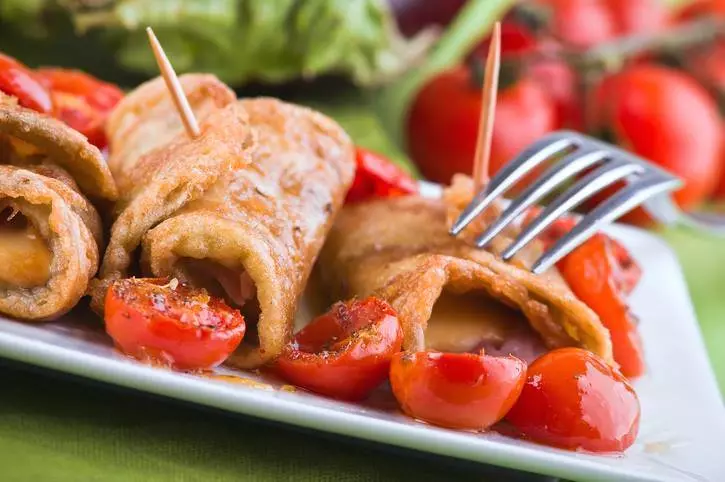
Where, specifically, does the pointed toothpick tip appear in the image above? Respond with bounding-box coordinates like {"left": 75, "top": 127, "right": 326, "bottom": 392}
{"left": 472, "top": 21, "right": 501, "bottom": 193}
{"left": 146, "top": 26, "right": 200, "bottom": 139}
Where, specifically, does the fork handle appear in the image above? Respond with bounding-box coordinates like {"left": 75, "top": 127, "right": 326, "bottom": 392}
{"left": 644, "top": 195, "right": 725, "bottom": 236}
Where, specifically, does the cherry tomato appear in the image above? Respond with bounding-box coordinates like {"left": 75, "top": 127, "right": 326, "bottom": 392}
{"left": 105, "top": 278, "right": 246, "bottom": 371}
{"left": 0, "top": 53, "right": 52, "bottom": 113}
{"left": 589, "top": 65, "right": 723, "bottom": 224}
{"left": 36, "top": 69, "right": 123, "bottom": 149}
{"left": 345, "top": 147, "right": 418, "bottom": 204}
{"left": 471, "top": 19, "right": 540, "bottom": 59}
{"left": 277, "top": 297, "right": 403, "bottom": 401}
{"left": 524, "top": 210, "right": 642, "bottom": 295}
{"left": 390, "top": 351, "right": 526, "bottom": 431}
{"left": 558, "top": 235, "right": 644, "bottom": 378}
{"left": 535, "top": 0, "right": 669, "bottom": 49}
{"left": 506, "top": 348, "right": 640, "bottom": 453}
{"left": 407, "top": 65, "right": 557, "bottom": 187}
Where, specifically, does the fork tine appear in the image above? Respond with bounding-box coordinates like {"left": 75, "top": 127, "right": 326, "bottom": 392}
{"left": 474, "top": 148, "right": 610, "bottom": 248}
{"left": 501, "top": 158, "right": 644, "bottom": 261}
{"left": 531, "top": 171, "right": 682, "bottom": 274}
{"left": 450, "top": 132, "right": 575, "bottom": 235}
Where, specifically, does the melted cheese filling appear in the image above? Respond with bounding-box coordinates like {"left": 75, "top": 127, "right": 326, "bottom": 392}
{"left": 425, "top": 291, "right": 546, "bottom": 362}
{"left": 0, "top": 218, "right": 51, "bottom": 288}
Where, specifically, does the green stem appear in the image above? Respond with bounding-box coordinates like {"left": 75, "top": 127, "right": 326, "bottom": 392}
{"left": 370, "top": 0, "right": 516, "bottom": 151}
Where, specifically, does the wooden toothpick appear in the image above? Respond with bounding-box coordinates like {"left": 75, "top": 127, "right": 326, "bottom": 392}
{"left": 146, "top": 26, "right": 200, "bottom": 139}
{"left": 472, "top": 21, "right": 501, "bottom": 192}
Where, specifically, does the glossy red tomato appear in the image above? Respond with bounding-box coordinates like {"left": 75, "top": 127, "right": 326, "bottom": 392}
{"left": 390, "top": 351, "right": 526, "bottom": 431}
{"left": 277, "top": 297, "right": 402, "bottom": 401}
{"left": 506, "top": 348, "right": 640, "bottom": 453}
{"left": 407, "top": 65, "right": 557, "bottom": 187}
{"left": 36, "top": 69, "right": 124, "bottom": 149}
{"left": 0, "top": 53, "right": 53, "bottom": 113}
{"left": 105, "top": 278, "right": 246, "bottom": 371}
{"left": 345, "top": 147, "right": 418, "bottom": 204}
{"left": 589, "top": 64, "right": 723, "bottom": 224}
{"left": 535, "top": 0, "right": 669, "bottom": 49}
{"left": 558, "top": 235, "right": 645, "bottom": 378}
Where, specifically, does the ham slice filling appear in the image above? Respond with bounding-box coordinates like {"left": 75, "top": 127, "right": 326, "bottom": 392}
{"left": 178, "top": 258, "right": 260, "bottom": 322}
{"left": 425, "top": 290, "right": 547, "bottom": 363}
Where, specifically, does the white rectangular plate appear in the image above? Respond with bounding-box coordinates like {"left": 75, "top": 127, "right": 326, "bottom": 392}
{"left": 0, "top": 224, "right": 723, "bottom": 481}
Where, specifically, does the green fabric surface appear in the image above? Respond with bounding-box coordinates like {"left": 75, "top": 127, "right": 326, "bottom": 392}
{"left": 1, "top": 364, "right": 520, "bottom": 482}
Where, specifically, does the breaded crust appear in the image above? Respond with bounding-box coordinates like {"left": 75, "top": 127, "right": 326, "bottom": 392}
{"left": 90, "top": 102, "right": 255, "bottom": 312}
{"left": 0, "top": 95, "right": 117, "bottom": 202}
{"left": 0, "top": 166, "right": 99, "bottom": 320}
{"left": 319, "top": 196, "right": 614, "bottom": 365}
{"left": 143, "top": 98, "right": 355, "bottom": 368}
{"left": 105, "top": 74, "right": 236, "bottom": 194}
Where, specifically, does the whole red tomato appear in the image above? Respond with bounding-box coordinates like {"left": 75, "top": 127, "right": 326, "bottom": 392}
{"left": 407, "top": 65, "right": 557, "bottom": 187}
{"left": 506, "top": 348, "right": 641, "bottom": 453}
{"left": 534, "top": 0, "right": 670, "bottom": 49}
{"left": 589, "top": 64, "right": 723, "bottom": 224}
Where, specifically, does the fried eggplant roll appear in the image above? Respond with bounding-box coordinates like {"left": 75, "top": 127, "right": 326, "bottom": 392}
{"left": 0, "top": 95, "right": 116, "bottom": 320}
{"left": 318, "top": 192, "right": 614, "bottom": 365}
{"left": 94, "top": 75, "right": 355, "bottom": 368}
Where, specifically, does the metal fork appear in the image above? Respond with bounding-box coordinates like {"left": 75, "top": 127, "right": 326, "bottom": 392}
{"left": 449, "top": 130, "right": 725, "bottom": 275}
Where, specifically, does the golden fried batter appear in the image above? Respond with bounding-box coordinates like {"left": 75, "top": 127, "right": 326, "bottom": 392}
{"left": 143, "top": 98, "right": 355, "bottom": 368}
{"left": 319, "top": 195, "right": 614, "bottom": 365}
{"left": 0, "top": 96, "right": 113, "bottom": 320}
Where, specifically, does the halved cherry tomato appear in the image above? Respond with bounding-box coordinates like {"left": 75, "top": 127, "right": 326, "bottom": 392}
{"left": 277, "top": 297, "right": 403, "bottom": 401}
{"left": 389, "top": 351, "right": 526, "bottom": 431}
{"left": 345, "top": 147, "right": 418, "bottom": 204}
{"left": 0, "top": 53, "right": 52, "bottom": 114}
{"left": 523, "top": 209, "right": 642, "bottom": 295}
{"left": 36, "top": 68, "right": 123, "bottom": 149}
{"left": 35, "top": 68, "right": 123, "bottom": 112}
{"left": 557, "top": 235, "right": 644, "bottom": 378}
{"left": 506, "top": 348, "right": 640, "bottom": 453}
{"left": 105, "top": 278, "right": 246, "bottom": 371}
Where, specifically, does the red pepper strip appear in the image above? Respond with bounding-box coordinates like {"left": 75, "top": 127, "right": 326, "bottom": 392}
{"left": 277, "top": 297, "right": 403, "bottom": 401}
{"left": 35, "top": 68, "right": 123, "bottom": 149}
{"left": 557, "top": 235, "right": 645, "bottom": 378}
{"left": 0, "top": 53, "right": 53, "bottom": 113}
{"left": 345, "top": 147, "right": 418, "bottom": 204}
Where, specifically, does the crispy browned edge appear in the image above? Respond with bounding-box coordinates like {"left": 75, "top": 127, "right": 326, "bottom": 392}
{"left": 0, "top": 99, "right": 117, "bottom": 202}
{"left": 0, "top": 166, "right": 100, "bottom": 319}
{"left": 89, "top": 102, "right": 256, "bottom": 313}
{"left": 319, "top": 196, "right": 615, "bottom": 365}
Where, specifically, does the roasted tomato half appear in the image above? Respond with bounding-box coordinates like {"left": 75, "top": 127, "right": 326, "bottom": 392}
{"left": 506, "top": 348, "right": 640, "bottom": 453}
{"left": 277, "top": 297, "right": 403, "bottom": 401}
{"left": 0, "top": 53, "right": 53, "bottom": 113}
{"left": 390, "top": 351, "right": 526, "bottom": 431}
{"left": 346, "top": 147, "right": 418, "bottom": 204}
{"left": 105, "top": 278, "right": 246, "bottom": 371}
